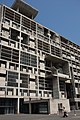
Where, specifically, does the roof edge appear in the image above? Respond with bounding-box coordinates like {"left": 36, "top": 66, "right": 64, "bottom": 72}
{"left": 11, "top": 0, "right": 38, "bottom": 19}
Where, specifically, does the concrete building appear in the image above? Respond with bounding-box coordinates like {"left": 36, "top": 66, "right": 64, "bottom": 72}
{"left": 0, "top": 0, "right": 80, "bottom": 114}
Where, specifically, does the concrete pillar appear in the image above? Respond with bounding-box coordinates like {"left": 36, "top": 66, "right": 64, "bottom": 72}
{"left": 17, "top": 98, "right": 20, "bottom": 114}
{"left": 75, "top": 102, "right": 78, "bottom": 110}
{"left": 53, "top": 77, "right": 59, "bottom": 99}
{"left": 29, "top": 98, "right": 31, "bottom": 114}
{"left": 7, "top": 61, "right": 9, "bottom": 69}
{"left": 48, "top": 100, "right": 50, "bottom": 114}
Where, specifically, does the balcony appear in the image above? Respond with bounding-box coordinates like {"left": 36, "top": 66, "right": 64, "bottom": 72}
{"left": 62, "top": 54, "right": 66, "bottom": 58}
{"left": 30, "top": 93, "right": 36, "bottom": 97}
{"left": 73, "top": 72, "right": 77, "bottom": 76}
{"left": 73, "top": 65, "right": 76, "bottom": 68}
{"left": 0, "top": 68, "right": 6, "bottom": 74}
{"left": 0, "top": 80, "right": 6, "bottom": 86}
{"left": 12, "top": 22, "right": 20, "bottom": 30}
{"left": 40, "top": 63, "right": 45, "bottom": 70}
{"left": 30, "top": 81, "right": 35, "bottom": 90}
{"left": 30, "top": 73, "right": 35, "bottom": 79}
{"left": 40, "top": 54, "right": 45, "bottom": 61}
{"left": 2, "top": 30, "right": 9, "bottom": 38}
{"left": 78, "top": 73, "right": 80, "bottom": 76}
{"left": 0, "top": 91, "right": 5, "bottom": 96}
{"left": 8, "top": 91, "right": 12, "bottom": 96}
{"left": 74, "top": 98, "right": 80, "bottom": 102}
{"left": 24, "top": 93, "right": 27, "bottom": 96}
{"left": 59, "top": 91, "right": 67, "bottom": 99}
{"left": 75, "top": 88, "right": 79, "bottom": 94}
{"left": 58, "top": 73, "right": 69, "bottom": 79}
{"left": 40, "top": 72, "right": 45, "bottom": 77}
{"left": 71, "top": 56, "right": 75, "bottom": 61}
{"left": 30, "top": 35, "right": 34, "bottom": 40}
{"left": 3, "top": 23, "right": 9, "bottom": 30}
{"left": 29, "top": 41, "right": 35, "bottom": 48}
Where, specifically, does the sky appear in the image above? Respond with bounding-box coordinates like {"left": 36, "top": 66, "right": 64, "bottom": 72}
{"left": 0, "top": 0, "right": 80, "bottom": 45}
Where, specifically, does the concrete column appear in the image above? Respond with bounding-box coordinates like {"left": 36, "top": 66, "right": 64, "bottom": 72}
{"left": 17, "top": 98, "right": 20, "bottom": 114}
{"left": 75, "top": 102, "right": 78, "bottom": 110}
{"left": 29, "top": 98, "right": 31, "bottom": 114}
{"left": 53, "top": 77, "right": 59, "bottom": 99}
{"left": 48, "top": 100, "right": 50, "bottom": 114}
{"left": 7, "top": 61, "right": 9, "bottom": 69}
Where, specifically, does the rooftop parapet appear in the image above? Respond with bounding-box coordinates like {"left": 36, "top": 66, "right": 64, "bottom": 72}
{"left": 11, "top": 0, "right": 38, "bottom": 19}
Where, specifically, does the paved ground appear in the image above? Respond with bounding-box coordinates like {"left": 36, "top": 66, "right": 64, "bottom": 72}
{"left": 0, "top": 111, "right": 80, "bottom": 120}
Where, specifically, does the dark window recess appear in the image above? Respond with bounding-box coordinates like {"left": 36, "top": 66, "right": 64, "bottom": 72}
{"left": 45, "top": 78, "right": 53, "bottom": 90}
{"left": 4, "top": 7, "right": 20, "bottom": 24}
{"left": 51, "top": 46, "right": 61, "bottom": 57}
{"left": 7, "top": 71, "right": 18, "bottom": 87}
{"left": 31, "top": 21, "right": 36, "bottom": 31}
{"left": 43, "top": 42, "right": 50, "bottom": 53}
{"left": 1, "top": 46, "right": 19, "bottom": 63}
{"left": 11, "top": 29, "right": 19, "bottom": 41}
{"left": 1, "top": 46, "right": 11, "bottom": 61}
{"left": 4, "top": 7, "right": 14, "bottom": 21}
{"left": 21, "top": 33, "right": 29, "bottom": 45}
{"left": 22, "top": 17, "right": 30, "bottom": 29}
{"left": 38, "top": 40, "right": 42, "bottom": 50}
{"left": 31, "top": 55, "right": 37, "bottom": 67}
{"left": 20, "top": 52, "right": 30, "bottom": 65}
{"left": 38, "top": 40, "right": 50, "bottom": 53}
{"left": 59, "top": 80, "right": 65, "bottom": 91}
{"left": 20, "top": 73, "right": 28, "bottom": 88}
{"left": 20, "top": 52, "right": 37, "bottom": 67}
{"left": 12, "top": 49, "right": 19, "bottom": 63}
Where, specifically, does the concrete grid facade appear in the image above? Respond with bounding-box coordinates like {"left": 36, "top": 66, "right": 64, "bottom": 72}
{"left": 0, "top": 0, "right": 80, "bottom": 114}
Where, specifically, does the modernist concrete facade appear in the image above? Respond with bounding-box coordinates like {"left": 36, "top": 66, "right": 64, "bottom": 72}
{"left": 0, "top": 0, "right": 80, "bottom": 114}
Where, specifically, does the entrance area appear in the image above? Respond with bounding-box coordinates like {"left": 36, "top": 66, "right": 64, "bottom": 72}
{"left": 0, "top": 98, "right": 17, "bottom": 114}
{"left": 20, "top": 99, "right": 49, "bottom": 114}
{"left": 31, "top": 102, "right": 48, "bottom": 114}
